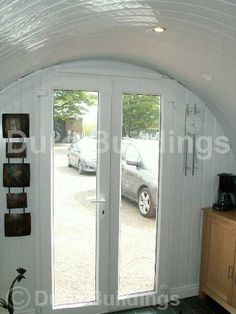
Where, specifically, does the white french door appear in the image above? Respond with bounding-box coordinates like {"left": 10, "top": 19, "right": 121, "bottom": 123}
{"left": 39, "top": 73, "right": 163, "bottom": 314}
{"left": 108, "top": 79, "right": 161, "bottom": 312}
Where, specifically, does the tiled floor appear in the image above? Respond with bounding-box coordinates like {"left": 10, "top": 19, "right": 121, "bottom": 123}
{"left": 111, "top": 296, "right": 229, "bottom": 313}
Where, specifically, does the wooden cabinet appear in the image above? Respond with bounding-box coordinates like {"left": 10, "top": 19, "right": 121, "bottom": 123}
{"left": 200, "top": 208, "right": 236, "bottom": 313}
{"left": 232, "top": 246, "right": 236, "bottom": 310}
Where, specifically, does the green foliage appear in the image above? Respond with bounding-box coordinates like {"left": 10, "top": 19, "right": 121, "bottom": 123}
{"left": 83, "top": 123, "right": 97, "bottom": 136}
{"left": 53, "top": 91, "right": 160, "bottom": 139}
{"left": 123, "top": 94, "right": 160, "bottom": 138}
{"left": 54, "top": 90, "right": 96, "bottom": 122}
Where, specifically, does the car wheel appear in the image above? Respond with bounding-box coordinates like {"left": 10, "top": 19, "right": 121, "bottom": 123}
{"left": 67, "top": 156, "right": 72, "bottom": 167}
{"left": 78, "top": 160, "right": 84, "bottom": 174}
{"left": 138, "top": 188, "right": 156, "bottom": 218}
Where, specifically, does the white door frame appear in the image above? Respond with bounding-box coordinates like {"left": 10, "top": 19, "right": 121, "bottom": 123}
{"left": 37, "top": 67, "right": 174, "bottom": 314}
{"left": 38, "top": 74, "right": 112, "bottom": 314}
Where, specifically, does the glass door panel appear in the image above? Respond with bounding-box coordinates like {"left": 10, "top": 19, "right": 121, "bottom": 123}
{"left": 118, "top": 93, "right": 160, "bottom": 297}
{"left": 53, "top": 90, "right": 99, "bottom": 306}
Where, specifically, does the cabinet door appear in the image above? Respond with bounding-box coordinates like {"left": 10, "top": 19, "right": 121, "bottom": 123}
{"left": 206, "top": 217, "right": 235, "bottom": 304}
{"left": 232, "top": 249, "right": 236, "bottom": 308}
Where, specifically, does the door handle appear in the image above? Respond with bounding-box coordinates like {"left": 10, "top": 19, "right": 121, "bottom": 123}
{"left": 228, "top": 266, "right": 234, "bottom": 280}
{"left": 90, "top": 199, "right": 106, "bottom": 219}
{"left": 90, "top": 198, "right": 106, "bottom": 204}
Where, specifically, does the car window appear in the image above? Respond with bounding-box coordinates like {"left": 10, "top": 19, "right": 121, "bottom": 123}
{"left": 125, "top": 144, "right": 139, "bottom": 162}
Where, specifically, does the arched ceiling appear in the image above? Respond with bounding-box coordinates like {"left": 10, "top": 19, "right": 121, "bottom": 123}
{"left": 0, "top": 0, "right": 236, "bottom": 150}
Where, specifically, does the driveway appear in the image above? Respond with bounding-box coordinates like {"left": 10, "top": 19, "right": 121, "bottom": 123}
{"left": 53, "top": 144, "right": 156, "bottom": 305}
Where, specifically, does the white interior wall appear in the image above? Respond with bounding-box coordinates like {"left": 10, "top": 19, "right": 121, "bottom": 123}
{"left": 0, "top": 75, "right": 40, "bottom": 314}
{"left": 0, "top": 61, "right": 235, "bottom": 313}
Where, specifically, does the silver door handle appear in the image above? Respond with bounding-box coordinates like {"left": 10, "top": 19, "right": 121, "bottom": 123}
{"left": 90, "top": 198, "right": 106, "bottom": 204}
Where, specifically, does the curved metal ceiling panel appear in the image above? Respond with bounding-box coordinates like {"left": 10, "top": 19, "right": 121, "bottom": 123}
{"left": 0, "top": 0, "right": 236, "bottom": 149}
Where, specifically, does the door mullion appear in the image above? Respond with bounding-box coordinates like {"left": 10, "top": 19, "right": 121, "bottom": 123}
{"left": 108, "top": 83, "right": 123, "bottom": 308}
{"left": 96, "top": 86, "right": 112, "bottom": 308}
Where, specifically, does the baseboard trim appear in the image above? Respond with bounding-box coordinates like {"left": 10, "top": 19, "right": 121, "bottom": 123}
{"left": 0, "top": 311, "right": 35, "bottom": 314}
{"left": 15, "top": 310, "right": 36, "bottom": 314}
{"left": 170, "top": 284, "right": 199, "bottom": 299}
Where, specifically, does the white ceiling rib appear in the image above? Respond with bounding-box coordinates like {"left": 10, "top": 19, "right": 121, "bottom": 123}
{"left": 0, "top": 0, "right": 235, "bottom": 152}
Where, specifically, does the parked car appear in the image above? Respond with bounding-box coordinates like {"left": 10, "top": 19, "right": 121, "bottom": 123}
{"left": 67, "top": 137, "right": 159, "bottom": 218}
{"left": 121, "top": 138, "right": 159, "bottom": 218}
{"left": 67, "top": 138, "right": 97, "bottom": 173}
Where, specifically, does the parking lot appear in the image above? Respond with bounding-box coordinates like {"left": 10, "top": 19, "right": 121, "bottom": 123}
{"left": 53, "top": 144, "right": 156, "bottom": 305}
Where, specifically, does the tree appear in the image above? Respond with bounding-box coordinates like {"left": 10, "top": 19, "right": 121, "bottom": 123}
{"left": 54, "top": 90, "right": 96, "bottom": 122}
{"left": 122, "top": 94, "right": 160, "bottom": 138}
{"left": 83, "top": 122, "right": 97, "bottom": 137}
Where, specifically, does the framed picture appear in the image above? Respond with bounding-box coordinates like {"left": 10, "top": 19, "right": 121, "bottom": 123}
{"left": 3, "top": 163, "right": 30, "bottom": 187}
{"left": 7, "top": 193, "right": 27, "bottom": 209}
{"left": 5, "top": 213, "right": 31, "bottom": 237}
{"left": 6, "top": 142, "right": 27, "bottom": 158}
{"left": 2, "top": 114, "right": 30, "bottom": 138}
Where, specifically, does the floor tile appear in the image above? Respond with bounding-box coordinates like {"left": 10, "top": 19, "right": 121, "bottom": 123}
{"left": 170, "top": 300, "right": 194, "bottom": 313}
{"left": 110, "top": 295, "right": 229, "bottom": 314}
{"left": 193, "top": 309, "right": 213, "bottom": 314}
{"left": 152, "top": 305, "right": 174, "bottom": 313}
{"left": 204, "top": 297, "right": 229, "bottom": 314}
{"left": 134, "top": 308, "right": 154, "bottom": 313}
{"left": 183, "top": 296, "right": 206, "bottom": 310}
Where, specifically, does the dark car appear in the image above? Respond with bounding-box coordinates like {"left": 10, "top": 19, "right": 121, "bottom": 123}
{"left": 121, "top": 139, "right": 159, "bottom": 218}
{"left": 67, "top": 138, "right": 97, "bottom": 173}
